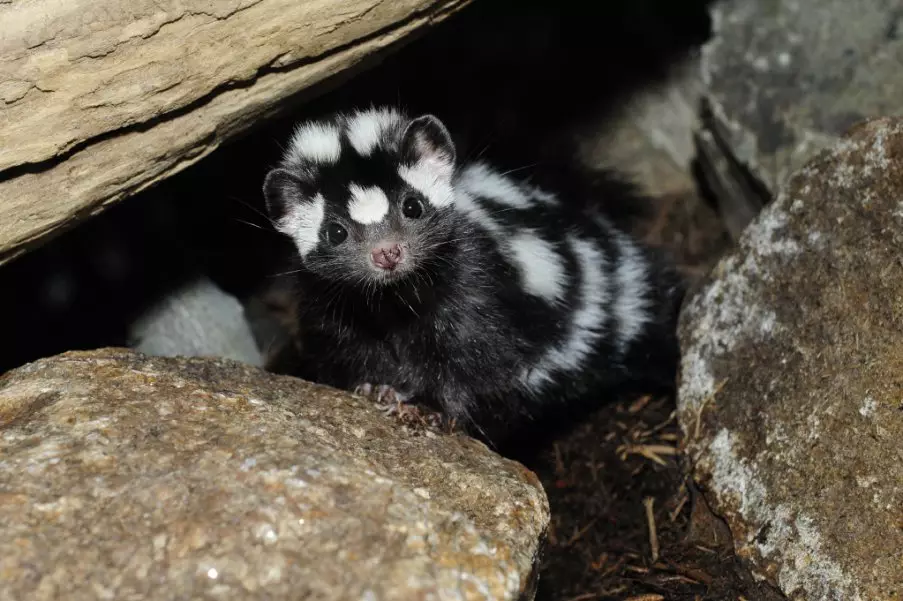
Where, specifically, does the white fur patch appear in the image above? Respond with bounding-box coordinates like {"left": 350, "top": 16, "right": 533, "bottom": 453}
{"left": 522, "top": 236, "right": 609, "bottom": 387}
{"left": 456, "top": 162, "right": 531, "bottom": 208}
{"left": 399, "top": 161, "right": 455, "bottom": 208}
{"left": 289, "top": 122, "right": 341, "bottom": 164}
{"left": 346, "top": 108, "right": 400, "bottom": 156}
{"left": 612, "top": 232, "right": 651, "bottom": 352}
{"left": 508, "top": 230, "right": 567, "bottom": 302}
{"left": 530, "top": 186, "right": 560, "bottom": 206}
{"left": 455, "top": 191, "right": 505, "bottom": 238}
{"left": 348, "top": 184, "right": 389, "bottom": 224}
{"left": 276, "top": 193, "right": 326, "bottom": 257}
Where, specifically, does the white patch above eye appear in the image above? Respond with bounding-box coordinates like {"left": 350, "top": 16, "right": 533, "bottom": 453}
{"left": 611, "top": 231, "right": 651, "bottom": 353}
{"left": 399, "top": 161, "right": 455, "bottom": 208}
{"left": 277, "top": 193, "right": 325, "bottom": 258}
{"left": 289, "top": 122, "right": 341, "bottom": 164}
{"left": 508, "top": 230, "right": 567, "bottom": 302}
{"left": 521, "top": 236, "right": 610, "bottom": 388}
{"left": 346, "top": 108, "right": 401, "bottom": 156}
{"left": 456, "top": 162, "right": 531, "bottom": 208}
{"left": 347, "top": 184, "right": 389, "bottom": 224}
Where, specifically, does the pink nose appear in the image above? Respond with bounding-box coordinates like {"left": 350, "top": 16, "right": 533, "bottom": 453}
{"left": 370, "top": 243, "right": 403, "bottom": 270}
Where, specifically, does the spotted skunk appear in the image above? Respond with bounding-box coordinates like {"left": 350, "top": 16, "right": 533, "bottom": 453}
{"left": 262, "top": 107, "right": 684, "bottom": 444}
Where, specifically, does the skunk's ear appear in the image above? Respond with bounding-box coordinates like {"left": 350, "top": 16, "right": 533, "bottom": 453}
{"left": 399, "top": 114, "right": 456, "bottom": 175}
{"left": 262, "top": 168, "right": 314, "bottom": 234}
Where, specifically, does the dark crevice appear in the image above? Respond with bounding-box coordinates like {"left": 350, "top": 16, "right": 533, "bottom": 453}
{"left": 692, "top": 97, "right": 773, "bottom": 241}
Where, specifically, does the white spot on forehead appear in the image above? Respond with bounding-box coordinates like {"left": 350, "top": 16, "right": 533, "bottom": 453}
{"left": 289, "top": 122, "right": 341, "bottom": 164}
{"left": 399, "top": 161, "right": 455, "bottom": 208}
{"left": 276, "top": 193, "right": 325, "bottom": 258}
{"left": 611, "top": 230, "right": 651, "bottom": 353}
{"left": 508, "top": 230, "right": 567, "bottom": 302}
{"left": 522, "top": 236, "right": 609, "bottom": 388}
{"left": 346, "top": 108, "right": 401, "bottom": 156}
{"left": 347, "top": 184, "right": 389, "bottom": 225}
{"left": 456, "top": 162, "right": 530, "bottom": 208}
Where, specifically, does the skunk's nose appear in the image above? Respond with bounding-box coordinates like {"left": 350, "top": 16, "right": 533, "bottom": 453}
{"left": 370, "top": 243, "right": 403, "bottom": 270}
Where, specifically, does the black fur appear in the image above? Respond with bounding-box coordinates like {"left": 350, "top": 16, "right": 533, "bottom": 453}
{"left": 263, "top": 108, "right": 684, "bottom": 448}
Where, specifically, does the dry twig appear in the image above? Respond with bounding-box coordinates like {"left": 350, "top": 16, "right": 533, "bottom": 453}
{"left": 563, "top": 593, "right": 598, "bottom": 601}
{"left": 617, "top": 443, "right": 679, "bottom": 466}
{"left": 643, "top": 496, "right": 660, "bottom": 562}
{"left": 668, "top": 484, "right": 690, "bottom": 524}
{"left": 628, "top": 395, "right": 652, "bottom": 413}
{"left": 564, "top": 518, "right": 598, "bottom": 547}
{"left": 590, "top": 552, "right": 609, "bottom": 571}
{"left": 676, "top": 566, "right": 714, "bottom": 585}
{"left": 640, "top": 410, "right": 676, "bottom": 438}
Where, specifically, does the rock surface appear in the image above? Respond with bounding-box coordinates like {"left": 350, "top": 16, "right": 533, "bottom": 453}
{"left": 0, "top": 0, "right": 472, "bottom": 265}
{"left": 677, "top": 117, "right": 903, "bottom": 600}
{"left": 580, "top": 54, "right": 704, "bottom": 202}
{"left": 129, "top": 276, "right": 264, "bottom": 367}
{"left": 700, "top": 0, "right": 903, "bottom": 197}
{"left": 0, "top": 348, "right": 548, "bottom": 601}
{"left": 580, "top": 52, "right": 732, "bottom": 277}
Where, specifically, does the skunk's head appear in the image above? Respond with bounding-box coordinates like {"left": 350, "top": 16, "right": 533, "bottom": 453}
{"left": 263, "top": 107, "right": 460, "bottom": 286}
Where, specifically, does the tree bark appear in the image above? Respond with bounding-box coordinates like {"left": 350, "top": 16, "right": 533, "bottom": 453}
{"left": 0, "top": 0, "right": 471, "bottom": 264}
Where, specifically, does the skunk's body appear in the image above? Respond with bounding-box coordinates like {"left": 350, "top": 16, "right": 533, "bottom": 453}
{"left": 263, "top": 107, "right": 683, "bottom": 442}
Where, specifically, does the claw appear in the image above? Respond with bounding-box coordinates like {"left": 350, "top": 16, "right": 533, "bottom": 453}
{"left": 353, "top": 383, "right": 410, "bottom": 406}
{"left": 353, "top": 382, "right": 447, "bottom": 433}
{"left": 353, "top": 383, "right": 373, "bottom": 396}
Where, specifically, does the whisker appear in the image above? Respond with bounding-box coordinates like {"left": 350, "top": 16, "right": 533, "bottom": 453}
{"left": 267, "top": 269, "right": 304, "bottom": 278}
{"left": 232, "top": 218, "right": 274, "bottom": 233}
{"left": 394, "top": 289, "right": 419, "bottom": 318}
{"left": 226, "top": 195, "right": 274, "bottom": 223}
{"left": 498, "top": 163, "right": 539, "bottom": 178}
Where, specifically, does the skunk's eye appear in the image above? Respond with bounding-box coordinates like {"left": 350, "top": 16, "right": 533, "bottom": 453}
{"left": 402, "top": 195, "right": 424, "bottom": 219}
{"left": 326, "top": 223, "right": 348, "bottom": 245}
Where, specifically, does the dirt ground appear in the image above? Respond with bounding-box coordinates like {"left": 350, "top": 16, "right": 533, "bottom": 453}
{"left": 527, "top": 393, "right": 785, "bottom": 601}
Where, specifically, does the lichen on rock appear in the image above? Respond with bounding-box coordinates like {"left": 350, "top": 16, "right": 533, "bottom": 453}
{"left": 678, "top": 117, "right": 903, "bottom": 601}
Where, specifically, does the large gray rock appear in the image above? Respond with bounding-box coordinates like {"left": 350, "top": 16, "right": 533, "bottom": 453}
{"left": 0, "top": 349, "right": 548, "bottom": 601}
{"left": 129, "top": 276, "right": 264, "bottom": 367}
{"left": 677, "top": 117, "right": 903, "bottom": 600}
{"left": 701, "top": 0, "right": 903, "bottom": 196}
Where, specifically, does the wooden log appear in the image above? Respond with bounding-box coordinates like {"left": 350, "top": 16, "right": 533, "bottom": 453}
{"left": 0, "top": 0, "right": 472, "bottom": 264}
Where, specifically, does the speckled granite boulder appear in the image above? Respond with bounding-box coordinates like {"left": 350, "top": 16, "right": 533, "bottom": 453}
{"left": 0, "top": 349, "right": 548, "bottom": 601}
{"left": 701, "top": 0, "right": 903, "bottom": 194}
{"left": 677, "top": 117, "right": 903, "bottom": 600}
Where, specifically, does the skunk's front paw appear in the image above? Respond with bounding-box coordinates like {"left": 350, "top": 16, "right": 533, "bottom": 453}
{"left": 353, "top": 383, "right": 411, "bottom": 407}
{"left": 353, "top": 383, "right": 446, "bottom": 432}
